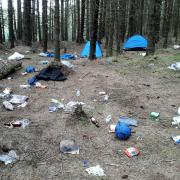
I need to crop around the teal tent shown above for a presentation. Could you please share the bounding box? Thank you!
[80,41,103,58]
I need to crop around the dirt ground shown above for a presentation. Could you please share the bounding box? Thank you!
[0,44,180,180]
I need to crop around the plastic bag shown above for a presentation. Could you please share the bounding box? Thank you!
[8,52,24,60]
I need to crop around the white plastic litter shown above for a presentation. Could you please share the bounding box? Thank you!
[20,85,31,89]
[103,95,109,101]
[17,119,31,128]
[105,115,112,123]
[99,91,106,95]
[171,135,180,144]
[65,101,85,112]
[39,52,48,57]
[86,165,105,176]
[17,101,28,108]
[9,95,28,104]
[60,140,79,154]
[173,45,180,49]
[3,101,14,111]
[168,62,180,70]
[8,52,24,60]
[51,99,65,109]
[76,90,80,97]
[172,116,180,125]
[0,150,19,165]
[140,52,146,57]
[178,107,180,115]
[3,88,12,95]
[62,61,74,68]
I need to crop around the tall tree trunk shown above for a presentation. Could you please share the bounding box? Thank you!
[64,0,69,41]
[37,0,41,41]
[98,0,104,42]
[32,0,36,42]
[89,0,99,60]
[79,0,85,42]
[49,0,52,41]
[13,9,16,41]
[76,0,81,43]
[173,0,180,42]
[54,0,60,62]
[0,0,5,42]
[72,0,76,41]
[42,0,48,52]
[163,0,173,48]
[147,0,162,54]
[128,0,137,37]
[61,0,64,41]
[106,0,115,57]
[86,0,90,40]
[23,0,32,46]
[0,0,2,43]
[17,0,22,40]
[8,0,14,48]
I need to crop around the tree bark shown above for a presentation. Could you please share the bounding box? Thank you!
[8,0,15,48]
[76,0,81,43]
[17,0,22,40]
[86,0,90,40]
[23,0,32,46]
[54,0,60,62]
[42,0,48,52]
[61,0,65,41]
[37,0,41,41]
[89,0,99,60]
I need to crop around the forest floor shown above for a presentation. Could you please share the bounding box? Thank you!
[0,43,180,180]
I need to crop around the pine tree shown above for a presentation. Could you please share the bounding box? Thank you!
[8,0,14,48]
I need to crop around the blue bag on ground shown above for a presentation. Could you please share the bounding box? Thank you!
[115,122,131,140]
[28,76,38,86]
[25,66,35,73]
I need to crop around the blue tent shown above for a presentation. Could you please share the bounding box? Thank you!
[123,35,148,51]
[81,41,103,58]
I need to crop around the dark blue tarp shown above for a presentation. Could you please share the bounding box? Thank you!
[123,35,148,51]
[44,52,75,60]
[80,41,103,58]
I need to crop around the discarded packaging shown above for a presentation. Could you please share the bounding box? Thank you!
[171,135,180,144]
[124,147,140,158]
[119,117,138,127]
[17,101,28,108]
[109,124,116,133]
[0,150,19,165]
[4,119,31,128]
[40,60,49,65]
[149,112,160,119]
[99,91,106,95]
[9,95,28,104]
[62,61,74,68]
[91,117,100,128]
[49,105,58,113]
[103,95,109,101]
[65,101,85,112]
[0,93,11,99]
[86,165,105,176]
[3,101,14,111]
[21,72,28,76]
[60,140,79,154]
[35,82,47,89]
[105,115,112,123]
[178,107,180,115]
[20,85,31,89]
[76,89,80,97]
[168,62,180,70]
[172,116,180,125]
[8,52,24,61]
[173,45,180,49]
[3,88,12,95]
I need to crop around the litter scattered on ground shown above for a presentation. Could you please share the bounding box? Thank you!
[49,99,66,112]
[0,93,12,99]
[173,45,180,49]
[103,94,109,101]
[86,165,105,177]
[60,140,79,154]
[115,122,131,140]
[171,135,180,144]
[3,88,12,95]
[91,117,100,128]
[172,116,180,126]
[124,147,140,158]
[8,52,24,61]
[21,72,28,76]
[119,117,138,127]
[140,52,146,57]
[62,60,74,68]
[35,82,48,89]
[3,101,14,111]
[9,95,28,104]
[65,101,85,112]
[40,60,49,65]
[25,66,36,73]
[178,107,180,115]
[149,112,160,120]
[109,124,116,133]
[168,62,180,70]
[28,76,38,85]
[76,89,80,97]
[0,150,19,165]
[99,91,106,95]
[20,85,31,89]
[17,101,28,108]
[39,52,48,57]
[4,119,31,128]
[105,115,112,123]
